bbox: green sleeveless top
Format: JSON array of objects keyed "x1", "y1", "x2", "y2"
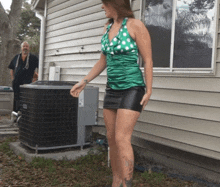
[{"x1": 101, "y1": 17, "x2": 145, "y2": 90}]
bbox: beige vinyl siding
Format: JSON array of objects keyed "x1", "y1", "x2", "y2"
[
  {"x1": 43, "y1": 0, "x2": 220, "y2": 162},
  {"x1": 44, "y1": 0, "x2": 140, "y2": 75}
]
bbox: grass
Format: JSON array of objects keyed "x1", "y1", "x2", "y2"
[{"x1": 0, "y1": 136, "x2": 204, "y2": 187}]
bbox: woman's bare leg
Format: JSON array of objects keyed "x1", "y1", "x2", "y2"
[
  {"x1": 103, "y1": 109, "x2": 122, "y2": 187},
  {"x1": 115, "y1": 109, "x2": 141, "y2": 187}
]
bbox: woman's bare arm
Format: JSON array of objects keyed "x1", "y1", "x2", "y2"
[
  {"x1": 79, "y1": 24, "x2": 108, "y2": 85},
  {"x1": 80, "y1": 53, "x2": 107, "y2": 84},
  {"x1": 131, "y1": 19, "x2": 153, "y2": 95}
]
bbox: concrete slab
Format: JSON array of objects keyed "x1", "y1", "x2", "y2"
[{"x1": 9, "y1": 142, "x2": 104, "y2": 163}]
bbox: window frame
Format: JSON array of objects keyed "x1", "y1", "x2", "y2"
[{"x1": 139, "y1": 0, "x2": 219, "y2": 77}]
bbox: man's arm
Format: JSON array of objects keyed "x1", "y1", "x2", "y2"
[
  {"x1": 32, "y1": 68, "x2": 38, "y2": 82},
  {"x1": 8, "y1": 55, "x2": 18, "y2": 80},
  {"x1": 10, "y1": 70, "x2": 14, "y2": 80}
]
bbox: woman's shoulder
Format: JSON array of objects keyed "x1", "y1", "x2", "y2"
[
  {"x1": 127, "y1": 18, "x2": 145, "y2": 29},
  {"x1": 103, "y1": 22, "x2": 111, "y2": 33}
]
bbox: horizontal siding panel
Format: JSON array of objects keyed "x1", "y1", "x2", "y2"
[
  {"x1": 100, "y1": 124, "x2": 220, "y2": 160},
  {"x1": 46, "y1": 28, "x2": 103, "y2": 44},
  {"x1": 44, "y1": 53, "x2": 100, "y2": 62},
  {"x1": 98, "y1": 109, "x2": 220, "y2": 137},
  {"x1": 215, "y1": 48, "x2": 220, "y2": 62},
  {"x1": 54, "y1": 74, "x2": 220, "y2": 93},
  {"x1": 0, "y1": 93, "x2": 13, "y2": 99},
  {"x1": 48, "y1": 0, "x2": 86, "y2": 15},
  {"x1": 150, "y1": 88, "x2": 220, "y2": 107},
  {"x1": 0, "y1": 109, "x2": 12, "y2": 114},
  {"x1": 132, "y1": 129, "x2": 220, "y2": 160},
  {"x1": 98, "y1": 100, "x2": 220, "y2": 122},
  {"x1": 139, "y1": 111, "x2": 220, "y2": 138},
  {"x1": 47, "y1": 0, "x2": 69, "y2": 9},
  {"x1": 0, "y1": 99, "x2": 11, "y2": 102},
  {"x1": 60, "y1": 68, "x2": 107, "y2": 76},
  {"x1": 97, "y1": 117, "x2": 220, "y2": 152},
  {"x1": 217, "y1": 34, "x2": 220, "y2": 49},
  {"x1": 46, "y1": 71, "x2": 220, "y2": 93},
  {"x1": 46, "y1": 19, "x2": 107, "y2": 39},
  {"x1": 152, "y1": 77, "x2": 220, "y2": 92},
  {"x1": 45, "y1": 44, "x2": 101, "y2": 57},
  {"x1": 46, "y1": 12, "x2": 105, "y2": 32},
  {"x1": 94, "y1": 122, "x2": 220, "y2": 160},
  {"x1": 97, "y1": 87, "x2": 220, "y2": 108},
  {"x1": 59, "y1": 75, "x2": 107, "y2": 83},
  {"x1": 133, "y1": 10, "x2": 140, "y2": 19},
  {"x1": 48, "y1": 0, "x2": 140, "y2": 23},
  {"x1": 42, "y1": 60, "x2": 97, "y2": 68},
  {"x1": 47, "y1": 3, "x2": 102, "y2": 26},
  {"x1": 46, "y1": 9, "x2": 140, "y2": 33},
  {"x1": 215, "y1": 62, "x2": 220, "y2": 77},
  {"x1": 45, "y1": 36, "x2": 101, "y2": 51},
  {"x1": 46, "y1": 1, "x2": 140, "y2": 38},
  {"x1": 94, "y1": 83, "x2": 220, "y2": 108},
  {"x1": 139, "y1": 100, "x2": 220, "y2": 122}
]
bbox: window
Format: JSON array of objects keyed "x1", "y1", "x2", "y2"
[{"x1": 141, "y1": 0, "x2": 218, "y2": 73}]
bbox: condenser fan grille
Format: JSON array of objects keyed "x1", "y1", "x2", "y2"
[{"x1": 19, "y1": 82, "x2": 78, "y2": 148}]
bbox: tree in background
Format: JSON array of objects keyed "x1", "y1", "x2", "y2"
[
  {"x1": 0, "y1": 0, "x2": 40, "y2": 86},
  {"x1": 17, "y1": 0, "x2": 40, "y2": 56},
  {"x1": 145, "y1": 0, "x2": 164, "y2": 7},
  {"x1": 189, "y1": 0, "x2": 215, "y2": 13},
  {"x1": 0, "y1": 0, "x2": 23, "y2": 86}
]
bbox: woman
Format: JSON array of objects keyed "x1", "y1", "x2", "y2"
[{"x1": 70, "y1": 0, "x2": 153, "y2": 186}]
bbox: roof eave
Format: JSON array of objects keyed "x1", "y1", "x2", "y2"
[{"x1": 31, "y1": 0, "x2": 45, "y2": 11}]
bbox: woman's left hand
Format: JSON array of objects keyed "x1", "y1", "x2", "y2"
[{"x1": 140, "y1": 93, "x2": 151, "y2": 111}]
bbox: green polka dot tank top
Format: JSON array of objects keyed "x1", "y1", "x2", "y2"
[{"x1": 101, "y1": 17, "x2": 145, "y2": 90}]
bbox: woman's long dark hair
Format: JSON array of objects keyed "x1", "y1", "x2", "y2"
[{"x1": 101, "y1": 0, "x2": 135, "y2": 24}]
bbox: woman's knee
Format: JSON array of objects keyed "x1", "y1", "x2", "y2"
[
  {"x1": 106, "y1": 131, "x2": 116, "y2": 146},
  {"x1": 115, "y1": 133, "x2": 130, "y2": 146}
]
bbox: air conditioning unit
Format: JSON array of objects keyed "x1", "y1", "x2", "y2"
[{"x1": 18, "y1": 81, "x2": 99, "y2": 152}]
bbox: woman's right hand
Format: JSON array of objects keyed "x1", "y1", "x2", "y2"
[{"x1": 70, "y1": 81, "x2": 86, "y2": 98}]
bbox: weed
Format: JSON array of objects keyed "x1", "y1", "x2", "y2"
[
  {"x1": 141, "y1": 171, "x2": 166, "y2": 184},
  {"x1": 0, "y1": 136, "x2": 203, "y2": 187},
  {"x1": 0, "y1": 137, "x2": 17, "y2": 157},
  {"x1": 31, "y1": 157, "x2": 56, "y2": 173},
  {"x1": 18, "y1": 153, "x2": 25, "y2": 160},
  {"x1": 51, "y1": 178, "x2": 59, "y2": 186}
]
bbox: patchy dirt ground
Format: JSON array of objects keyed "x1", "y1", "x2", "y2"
[{"x1": 0, "y1": 114, "x2": 218, "y2": 186}]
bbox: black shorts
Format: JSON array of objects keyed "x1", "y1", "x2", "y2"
[{"x1": 103, "y1": 84, "x2": 145, "y2": 113}]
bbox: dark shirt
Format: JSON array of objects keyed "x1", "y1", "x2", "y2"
[{"x1": 8, "y1": 53, "x2": 38, "y2": 85}]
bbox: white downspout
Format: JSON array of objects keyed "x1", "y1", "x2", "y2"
[{"x1": 35, "y1": 0, "x2": 47, "y2": 81}]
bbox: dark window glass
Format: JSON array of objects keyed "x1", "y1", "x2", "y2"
[
  {"x1": 173, "y1": 0, "x2": 215, "y2": 68},
  {"x1": 142, "y1": 0, "x2": 216, "y2": 69},
  {"x1": 143, "y1": 0, "x2": 173, "y2": 67}
]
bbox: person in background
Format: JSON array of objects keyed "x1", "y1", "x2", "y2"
[
  {"x1": 70, "y1": 0, "x2": 153, "y2": 186},
  {"x1": 8, "y1": 41, "x2": 39, "y2": 112}
]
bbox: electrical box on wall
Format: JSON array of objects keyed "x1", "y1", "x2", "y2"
[{"x1": 49, "y1": 66, "x2": 60, "y2": 81}]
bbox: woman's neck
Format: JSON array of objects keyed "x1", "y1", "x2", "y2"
[{"x1": 112, "y1": 16, "x2": 124, "y2": 25}]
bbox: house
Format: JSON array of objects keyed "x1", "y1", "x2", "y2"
[{"x1": 32, "y1": 0, "x2": 220, "y2": 183}]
